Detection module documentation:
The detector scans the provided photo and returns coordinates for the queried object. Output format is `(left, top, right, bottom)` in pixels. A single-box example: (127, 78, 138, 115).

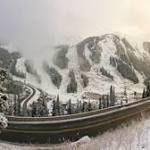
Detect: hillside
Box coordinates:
(1, 33, 150, 101)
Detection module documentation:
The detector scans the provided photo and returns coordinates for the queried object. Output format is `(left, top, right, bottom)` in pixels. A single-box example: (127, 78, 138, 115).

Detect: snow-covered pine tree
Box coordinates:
(67, 99, 72, 114)
(99, 97, 102, 109)
(87, 100, 92, 111)
(110, 85, 116, 106)
(76, 99, 81, 113)
(52, 100, 56, 116)
(146, 83, 150, 97)
(142, 88, 146, 98)
(82, 101, 86, 112)
(106, 95, 109, 107)
(102, 95, 107, 108)
(55, 94, 60, 115)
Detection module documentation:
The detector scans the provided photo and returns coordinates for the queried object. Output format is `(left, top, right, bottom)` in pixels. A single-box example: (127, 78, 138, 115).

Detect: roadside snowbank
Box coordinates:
(1, 117, 150, 150)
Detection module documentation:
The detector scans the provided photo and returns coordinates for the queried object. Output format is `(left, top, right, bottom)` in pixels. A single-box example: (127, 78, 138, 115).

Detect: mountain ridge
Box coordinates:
(0, 33, 150, 101)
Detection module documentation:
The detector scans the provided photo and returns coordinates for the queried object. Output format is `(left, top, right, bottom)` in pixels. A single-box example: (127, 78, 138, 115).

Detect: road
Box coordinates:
(20, 84, 41, 116)
(1, 96, 150, 144)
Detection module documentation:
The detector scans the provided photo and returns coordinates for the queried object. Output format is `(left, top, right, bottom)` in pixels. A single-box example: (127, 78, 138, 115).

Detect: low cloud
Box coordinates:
(0, 0, 150, 55)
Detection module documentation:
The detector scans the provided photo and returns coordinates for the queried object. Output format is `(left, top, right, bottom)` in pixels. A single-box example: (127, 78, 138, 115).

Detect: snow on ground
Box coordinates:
(66, 118, 150, 150)
(84, 35, 145, 96)
(53, 117, 150, 150)
(13, 34, 146, 105)
(66, 45, 83, 93)
(1, 117, 150, 150)
(15, 57, 26, 74)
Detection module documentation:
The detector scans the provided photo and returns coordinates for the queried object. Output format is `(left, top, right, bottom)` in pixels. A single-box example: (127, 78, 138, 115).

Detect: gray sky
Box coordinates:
(0, 0, 150, 55)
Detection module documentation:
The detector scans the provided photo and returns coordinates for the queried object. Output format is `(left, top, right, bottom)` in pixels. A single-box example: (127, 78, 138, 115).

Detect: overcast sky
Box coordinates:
(0, 0, 150, 55)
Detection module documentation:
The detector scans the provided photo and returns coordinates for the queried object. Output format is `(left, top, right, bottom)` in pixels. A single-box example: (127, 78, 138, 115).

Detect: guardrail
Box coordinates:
(2, 96, 150, 144)
(7, 96, 150, 122)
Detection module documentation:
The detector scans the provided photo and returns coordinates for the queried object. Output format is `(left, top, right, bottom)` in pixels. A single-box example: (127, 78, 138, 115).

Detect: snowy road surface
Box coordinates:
(20, 86, 33, 108)
(20, 85, 41, 115)
(26, 88, 41, 108)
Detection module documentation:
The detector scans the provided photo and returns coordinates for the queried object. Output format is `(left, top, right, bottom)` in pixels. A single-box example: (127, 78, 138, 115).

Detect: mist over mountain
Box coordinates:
(1, 33, 150, 101)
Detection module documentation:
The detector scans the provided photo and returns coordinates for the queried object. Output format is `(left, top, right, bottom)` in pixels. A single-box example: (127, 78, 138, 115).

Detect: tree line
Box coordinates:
(52, 85, 116, 116)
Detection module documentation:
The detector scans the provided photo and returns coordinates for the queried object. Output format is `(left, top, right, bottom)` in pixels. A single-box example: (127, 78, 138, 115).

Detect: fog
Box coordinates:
(0, 0, 150, 57)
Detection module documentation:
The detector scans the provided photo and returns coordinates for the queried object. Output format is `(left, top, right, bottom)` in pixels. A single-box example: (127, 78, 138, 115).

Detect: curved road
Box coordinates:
(20, 84, 41, 116)
(26, 87, 41, 108)
(1, 96, 150, 143)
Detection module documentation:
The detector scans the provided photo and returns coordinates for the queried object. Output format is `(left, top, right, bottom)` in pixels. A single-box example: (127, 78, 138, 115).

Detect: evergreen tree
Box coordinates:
(0, 95, 8, 113)
(0, 69, 7, 82)
(76, 99, 81, 113)
(67, 70, 77, 93)
(55, 94, 60, 115)
(134, 91, 137, 100)
(17, 94, 21, 116)
(52, 100, 56, 116)
(106, 95, 109, 107)
(31, 102, 36, 117)
(123, 86, 128, 103)
(142, 88, 146, 98)
(40, 98, 49, 117)
(110, 86, 116, 106)
(102, 95, 107, 108)
(67, 99, 72, 114)
(87, 101, 92, 111)
(82, 101, 86, 112)
(99, 97, 102, 109)
(146, 83, 150, 97)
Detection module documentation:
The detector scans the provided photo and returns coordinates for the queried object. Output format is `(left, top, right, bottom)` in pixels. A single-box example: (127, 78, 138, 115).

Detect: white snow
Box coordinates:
(83, 35, 145, 97)
(12, 34, 146, 104)
(0, 113, 8, 129)
(1, 33, 150, 149)
(99, 35, 117, 69)
(84, 44, 93, 65)
(15, 57, 26, 74)
(1, 118, 150, 150)
(66, 118, 150, 150)
(20, 86, 33, 108)
(71, 136, 91, 147)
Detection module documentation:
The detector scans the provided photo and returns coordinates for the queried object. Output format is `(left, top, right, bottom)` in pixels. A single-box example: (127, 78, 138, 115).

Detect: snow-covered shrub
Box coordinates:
(0, 94, 9, 113)
(0, 113, 8, 129)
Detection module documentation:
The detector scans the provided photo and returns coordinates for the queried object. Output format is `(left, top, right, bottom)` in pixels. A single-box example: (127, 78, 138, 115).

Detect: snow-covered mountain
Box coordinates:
(1, 33, 150, 101)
